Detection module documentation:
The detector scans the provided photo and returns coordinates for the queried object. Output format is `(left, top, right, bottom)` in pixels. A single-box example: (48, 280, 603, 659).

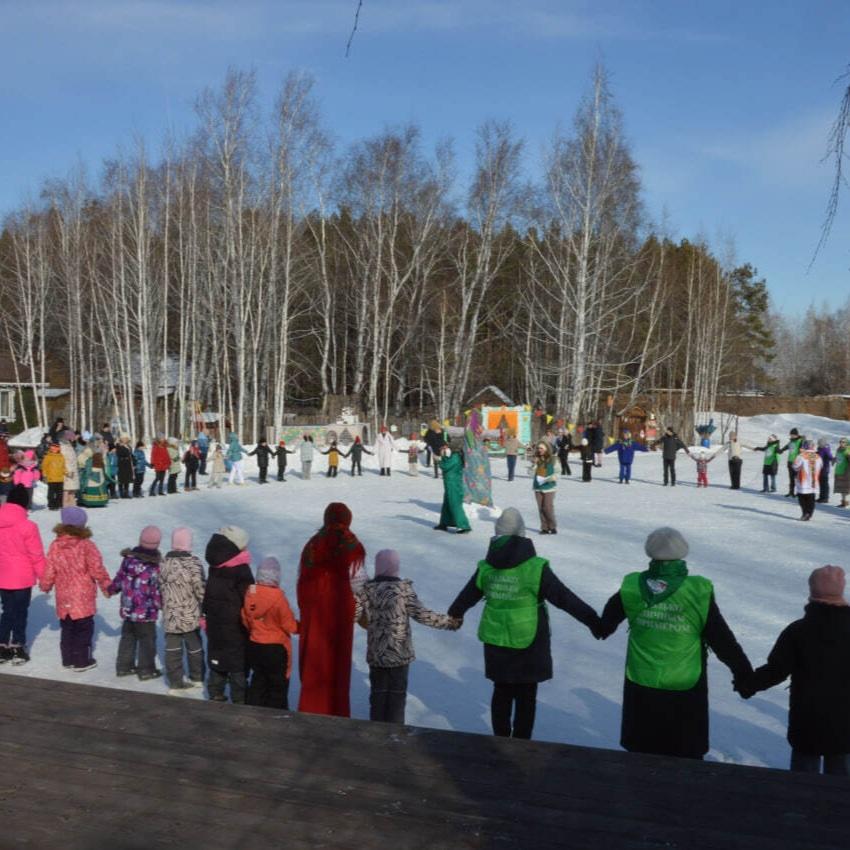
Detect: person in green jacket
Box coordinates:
(754, 434, 784, 493)
(596, 527, 752, 760)
(781, 428, 805, 497)
(434, 445, 470, 534)
(448, 508, 600, 739)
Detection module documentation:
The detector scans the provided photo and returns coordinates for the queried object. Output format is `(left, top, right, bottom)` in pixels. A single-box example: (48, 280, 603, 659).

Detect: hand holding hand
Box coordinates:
(448, 616, 463, 631)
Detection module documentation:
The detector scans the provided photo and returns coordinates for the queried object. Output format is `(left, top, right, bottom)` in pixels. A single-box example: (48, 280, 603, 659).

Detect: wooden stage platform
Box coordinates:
(1, 673, 848, 849)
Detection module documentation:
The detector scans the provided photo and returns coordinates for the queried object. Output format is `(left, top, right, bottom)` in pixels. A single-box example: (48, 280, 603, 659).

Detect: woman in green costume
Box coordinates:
(79, 451, 111, 508)
(434, 445, 471, 534)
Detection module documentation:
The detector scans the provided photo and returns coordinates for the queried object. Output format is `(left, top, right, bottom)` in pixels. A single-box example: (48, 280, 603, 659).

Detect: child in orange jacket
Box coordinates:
(241, 556, 298, 709)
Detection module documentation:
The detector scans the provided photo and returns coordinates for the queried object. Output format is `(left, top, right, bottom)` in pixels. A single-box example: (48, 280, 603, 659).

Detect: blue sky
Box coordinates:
(2, 0, 849, 313)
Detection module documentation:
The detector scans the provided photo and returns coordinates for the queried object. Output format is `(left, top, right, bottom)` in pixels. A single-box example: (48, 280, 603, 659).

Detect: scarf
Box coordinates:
(639, 559, 688, 607)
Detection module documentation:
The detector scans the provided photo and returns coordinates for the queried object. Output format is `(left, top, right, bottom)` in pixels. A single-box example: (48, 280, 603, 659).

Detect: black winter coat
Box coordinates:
(116, 444, 134, 484)
(202, 562, 254, 672)
(346, 443, 372, 462)
(424, 428, 447, 455)
(274, 446, 294, 468)
(599, 590, 751, 759)
(658, 433, 687, 461)
(248, 444, 274, 467)
(449, 536, 599, 683)
(749, 603, 850, 755)
(586, 426, 604, 453)
(555, 434, 572, 459)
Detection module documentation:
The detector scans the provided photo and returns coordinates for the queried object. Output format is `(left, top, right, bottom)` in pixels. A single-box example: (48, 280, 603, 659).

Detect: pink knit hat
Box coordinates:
(374, 549, 400, 578)
(139, 525, 162, 549)
(809, 565, 848, 606)
(171, 527, 193, 552)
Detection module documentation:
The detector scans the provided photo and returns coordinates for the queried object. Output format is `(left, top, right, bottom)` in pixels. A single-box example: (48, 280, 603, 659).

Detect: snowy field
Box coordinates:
(3, 412, 848, 770)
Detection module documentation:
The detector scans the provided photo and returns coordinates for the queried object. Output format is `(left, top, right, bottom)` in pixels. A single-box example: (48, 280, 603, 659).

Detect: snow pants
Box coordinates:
(0, 588, 32, 647)
(150, 470, 166, 496)
(60, 615, 94, 668)
(229, 461, 245, 485)
(350, 459, 361, 476)
(208, 668, 246, 704)
(618, 462, 632, 483)
(798, 493, 816, 518)
(506, 454, 517, 481)
(116, 621, 157, 676)
(663, 458, 676, 485)
(301, 460, 312, 480)
(787, 461, 796, 496)
(47, 482, 64, 510)
(535, 490, 557, 532)
(728, 457, 742, 489)
(697, 470, 708, 487)
(491, 682, 538, 739)
(818, 474, 830, 502)
(582, 461, 593, 482)
(165, 629, 204, 687)
(167, 473, 178, 494)
(257, 464, 268, 483)
(369, 664, 409, 723)
(558, 453, 571, 476)
(246, 642, 289, 709)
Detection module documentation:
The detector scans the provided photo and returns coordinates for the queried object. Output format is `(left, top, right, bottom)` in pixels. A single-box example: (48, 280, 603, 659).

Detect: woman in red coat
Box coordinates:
(149, 438, 171, 497)
(297, 502, 365, 717)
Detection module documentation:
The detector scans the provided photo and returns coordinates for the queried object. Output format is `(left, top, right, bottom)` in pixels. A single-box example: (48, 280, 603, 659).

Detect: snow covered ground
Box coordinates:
(3, 412, 848, 770)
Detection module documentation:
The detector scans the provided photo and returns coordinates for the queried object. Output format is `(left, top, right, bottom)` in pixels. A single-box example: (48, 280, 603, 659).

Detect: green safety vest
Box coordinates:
(835, 448, 849, 477)
(788, 438, 803, 463)
(620, 573, 713, 691)
(476, 556, 546, 649)
(764, 443, 778, 464)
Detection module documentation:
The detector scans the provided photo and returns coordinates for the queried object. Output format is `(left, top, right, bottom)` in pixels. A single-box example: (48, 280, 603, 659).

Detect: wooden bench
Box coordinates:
(1, 673, 847, 848)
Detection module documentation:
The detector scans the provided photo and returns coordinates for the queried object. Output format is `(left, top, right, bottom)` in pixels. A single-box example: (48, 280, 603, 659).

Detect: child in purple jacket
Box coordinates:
(109, 525, 163, 680)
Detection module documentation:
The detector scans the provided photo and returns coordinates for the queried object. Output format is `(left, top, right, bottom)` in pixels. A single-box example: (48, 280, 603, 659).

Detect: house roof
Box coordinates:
(467, 385, 515, 406)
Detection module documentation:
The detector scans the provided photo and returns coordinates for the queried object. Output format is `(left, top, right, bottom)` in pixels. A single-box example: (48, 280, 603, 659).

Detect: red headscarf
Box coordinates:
(299, 502, 365, 578)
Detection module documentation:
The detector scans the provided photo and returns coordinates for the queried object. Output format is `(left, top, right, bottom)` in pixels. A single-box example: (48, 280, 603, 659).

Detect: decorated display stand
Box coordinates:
(480, 405, 533, 455)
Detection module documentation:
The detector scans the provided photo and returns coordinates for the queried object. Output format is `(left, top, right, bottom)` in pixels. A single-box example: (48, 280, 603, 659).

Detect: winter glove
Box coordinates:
(448, 617, 463, 631)
(733, 674, 756, 700)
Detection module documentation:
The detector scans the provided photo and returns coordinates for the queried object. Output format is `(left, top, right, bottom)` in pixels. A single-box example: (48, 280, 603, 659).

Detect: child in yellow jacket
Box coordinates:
(41, 444, 66, 511)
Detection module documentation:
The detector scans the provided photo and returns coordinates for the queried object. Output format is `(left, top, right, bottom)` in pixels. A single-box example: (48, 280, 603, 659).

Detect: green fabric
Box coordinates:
(80, 466, 109, 508)
(638, 559, 688, 607)
(532, 460, 556, 492)
(787, 437, 803, 463)
(620, 572, 713, 691)
(763, 442, 779, 465)
(835, 447, 849, 477)
(475, 556, 546, 649)
(439, 453, 470, 530)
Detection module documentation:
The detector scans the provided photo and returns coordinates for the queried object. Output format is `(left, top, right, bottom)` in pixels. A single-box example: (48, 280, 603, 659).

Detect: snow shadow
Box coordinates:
(408, 498, 443, 515)
(393, 513, 440, 530)
(716, 504, 796, 521)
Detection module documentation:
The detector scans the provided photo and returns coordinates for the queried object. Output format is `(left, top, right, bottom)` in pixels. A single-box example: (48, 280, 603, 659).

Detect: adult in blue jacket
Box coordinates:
(604, 430, 648, 483)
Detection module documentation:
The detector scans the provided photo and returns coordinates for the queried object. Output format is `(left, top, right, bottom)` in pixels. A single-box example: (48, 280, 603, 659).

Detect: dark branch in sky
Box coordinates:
(811, 64, 850, 270)
(345, 1, 364, 58)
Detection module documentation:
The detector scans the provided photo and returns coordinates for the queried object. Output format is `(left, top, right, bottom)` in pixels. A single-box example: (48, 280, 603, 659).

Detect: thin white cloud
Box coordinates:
(5, 0, 728, 43)
(698, 108, 835, 188)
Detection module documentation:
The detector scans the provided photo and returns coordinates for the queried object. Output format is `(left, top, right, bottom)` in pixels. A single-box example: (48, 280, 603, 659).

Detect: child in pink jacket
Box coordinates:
(12, 450, 41, 508)
(40, 506, 111, 671)
(0, 484, 46, 664)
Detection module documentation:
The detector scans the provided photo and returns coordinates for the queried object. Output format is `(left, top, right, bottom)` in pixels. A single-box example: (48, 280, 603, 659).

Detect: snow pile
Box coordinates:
(2, 420, 848, 771)
(710, 412, 850, 448)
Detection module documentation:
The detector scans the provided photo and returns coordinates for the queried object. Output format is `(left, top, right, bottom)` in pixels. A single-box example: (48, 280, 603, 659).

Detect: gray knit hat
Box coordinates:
(256, 556, 281, 587)
(495, 507, 526, 538)
(645, 527, 689, 561)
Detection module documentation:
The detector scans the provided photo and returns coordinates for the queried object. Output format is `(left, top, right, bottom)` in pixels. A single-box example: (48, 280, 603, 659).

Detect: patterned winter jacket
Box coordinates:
(40, 528, 111, 620)
(354, 576, 455, 668)
(160, 550, 206, 633)
(108, 547, 162, 622)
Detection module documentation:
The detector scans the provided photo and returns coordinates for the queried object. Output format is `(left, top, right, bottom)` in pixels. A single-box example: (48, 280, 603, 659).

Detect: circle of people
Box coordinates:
(0, 479, 847, 779)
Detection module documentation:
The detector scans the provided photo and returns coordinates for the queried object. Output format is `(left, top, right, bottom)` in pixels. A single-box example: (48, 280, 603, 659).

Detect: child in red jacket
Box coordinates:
(39, 507, 111, 671)
(241, 556, 298, 709)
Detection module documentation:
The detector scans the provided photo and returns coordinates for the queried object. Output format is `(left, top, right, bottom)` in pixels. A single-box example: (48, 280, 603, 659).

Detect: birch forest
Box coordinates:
(0, 66, 773, 439)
